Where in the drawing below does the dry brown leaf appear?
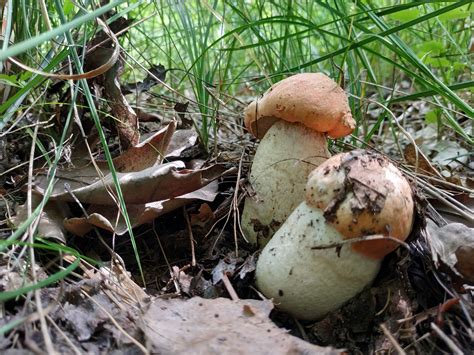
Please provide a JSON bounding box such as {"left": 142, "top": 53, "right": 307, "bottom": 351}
{"left": 84, "top": 262, "right": 149, "bottom": 304}
{"left": 426, "top": 219, "right": 474, "bottom": 283}
{"left": 35, "top": 162, "right": 227, "bottom": 205}
{"left": 33, "top": 122, "right": 180, "bottom": 196}
{"left": 190, "top": 203, "right": 215, "bottom": 227}
{"left": 111, "top": 121, "right": 176, "bottom": 172}
{"left": 29, "top": 127, "right": 231, "bottom": 237}
{"left": 64, "top": 181, "right": 220, "bottom": 236}
{"left": 142, "top": 297, "right": 340, "bottom": 354}
{"left": 11, "top": 195, "right": 68, "bottom": 243}
{"left": 165, "top": 129, "right": 198, "bottom": 158}
{"left": 403, "top": 143, "right": 441, "bottom": 177}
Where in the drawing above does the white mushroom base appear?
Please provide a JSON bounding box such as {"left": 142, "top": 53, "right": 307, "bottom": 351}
{"left": 256, "top": 203, "right": 381, "bottom": 320}
{"left": 241, "top": 120, "right": 329, "bottom": 246}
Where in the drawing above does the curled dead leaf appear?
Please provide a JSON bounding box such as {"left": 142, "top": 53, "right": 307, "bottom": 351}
{"left": 426, "top": 219, "right": 474, "bottom": 284}
{"left": 64, "top": 181, "right": 220, "bottom": 236}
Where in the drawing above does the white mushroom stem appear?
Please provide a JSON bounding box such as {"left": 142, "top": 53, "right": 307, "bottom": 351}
{"left": 241, "top": 120, "right": 330, "bottom": 246}
{"left": 255, "top": 203, "right": 381, "bottom": 320}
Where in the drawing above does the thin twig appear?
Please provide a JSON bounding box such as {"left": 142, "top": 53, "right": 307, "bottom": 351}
{"left": 221, "top": 272, "right": 239, "bottom": 301}
{"left": 232, "top": 149, "right": 246, "bottom": 255}
{"left": 430, "top": 322, "right": 463, "bottom": 355}
{"left": 152, "top": 221, "right": 180, "bottom": 294}
{"left": 81, "top": 290, "right": 149, "bottom": 355}
{"left": 26, "top": 122, "right": 57, "bottom": 355}
{"left": 183, "top": 207, "right": 196, "bottom": 267}
{"left": 311, "top": 234, "right": 410, "bottom": 251}
{"left": 45, "top": 315, "right": 82, "bottom": 355}
{"left": 380, "top": 323, "right": 406, "bottom": 355}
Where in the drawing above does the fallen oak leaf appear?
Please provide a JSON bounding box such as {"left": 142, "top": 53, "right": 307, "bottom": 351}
{"left": 141, "top": 297, "right": 340, "bottom": 355}
{"left": 35, "top": 162, "right": 230, "bottom": 205}
{"left": 164, "top": 129, "right": 198, "bottom": 158}
{"left": 111, "top": 121, "right": 176, "bottom": 172}
{"left": 32, "top": 124, "right": 186, "bottom": 197}
{"left": 11, "top": 195, "right": 68, "bottom": 243}
{"left": 426, "top": 219, "right": 474, "bottom": 284}
{"left": 64, "top": 181, "right": 220, "bottom": 236}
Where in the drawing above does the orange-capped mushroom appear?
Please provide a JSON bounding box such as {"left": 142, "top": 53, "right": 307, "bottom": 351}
{"left": 244, "top": 73, "right": 355, "bottom": 139}
{"left": 255, "top": 150, "right": 414, "bottom": 320}
{"left": 306, "top": 149, "right": 414, "bottom": 259}
{"left": 242, "top": 73, "right": 355, "bottom": 246}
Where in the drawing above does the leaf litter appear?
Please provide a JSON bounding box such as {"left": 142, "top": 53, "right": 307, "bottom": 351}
{"left": 2, "top": 15, "right": 473, "bottom": 355}
{"left": 12, "top": 122, "right": 234, "bottom": 236}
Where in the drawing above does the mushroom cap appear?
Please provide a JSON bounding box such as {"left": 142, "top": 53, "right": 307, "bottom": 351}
{"left": 244, "top": 73, "right": 355, "bottom": 139}
{"left": 305, "top": 150, "right": 414, "bottom": 260}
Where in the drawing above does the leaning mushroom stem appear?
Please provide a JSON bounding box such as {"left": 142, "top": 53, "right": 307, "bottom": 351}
{"left": 255, "top": 150, "right": 414, "bottom": 320}
{"left": 255, "top": 202, "right": 381, "bottom": 320}
{"left": 241, "top": 120, "right": 330, "bottom": 246}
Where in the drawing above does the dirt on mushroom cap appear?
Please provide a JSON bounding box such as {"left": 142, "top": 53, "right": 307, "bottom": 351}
{"left": 306, "top": 150, "right": 415, "bottom": 260}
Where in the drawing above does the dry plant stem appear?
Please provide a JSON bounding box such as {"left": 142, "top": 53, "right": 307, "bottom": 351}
{"left": 310, "top": 234, "right": 410, "bottom": 252}
{"left": 232, "top": 149, "right": 247, "bottom": 256}
{"left": 415, "top": 172, "right": 473, "bottom": 193}
{"left": 293, "top": 318, "right": 309, "bottom": 342}
{"left": 430, "top": 323, "right": 463, "bottom": 355}
{"left": 221, "top": 272, "right": 239, "bottom": 301}
{"left": 380, "top": 323, "right": 406, "bottom": 355}
{"left": 152, "top": 222, "right": 180, "bottom": 294}
{"left": 45, "top": 315, "right": 82, "bottom": 355}
{"left": 102, "top": 59, "right": 139, "bottom": 148}
{"left": 38, "top": 0, "right": 52, "bottom": 30}
{"left": 406, "top": 173, "right": 474, "bottom": 222}
{"left": 24, "top": 337, "right": 44, "bottom": 354}
{"left": 8, "top": 18, "right": 120, "bottom": 81}
{"left": 375, "top": 288, "right": 392, "bottom": 316}
{"left": 26, "top": 123, "right": 57, "bottom": 355}
{"left": 208, "top": 193, "right": 245, "bottom": 254}
{"left": 183, "top": 207, "right": 196, "bottom": 267}
{"left": 80, "top": 290, "right": 150, "bottom": 355}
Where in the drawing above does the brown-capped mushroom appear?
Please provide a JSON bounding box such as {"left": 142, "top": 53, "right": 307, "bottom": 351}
{"left": 242, "top": 73, "right": 355, "bottom": 246}
{"left": 255, "top": 150, "right": 414, "bottom": 320}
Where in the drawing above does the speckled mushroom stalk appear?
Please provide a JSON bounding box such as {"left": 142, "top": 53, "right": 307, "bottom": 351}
{"left": 242, "top": 73, "right": 355, "bottom": 247}
{"left": 255, "top": 150, "right": 414, "bottom": 320}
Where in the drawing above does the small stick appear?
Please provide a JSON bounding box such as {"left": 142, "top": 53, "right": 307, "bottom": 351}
{"left": 221, "top": 272, "right": 239, "bottom": 301}
{"left": 380, "top": 323, "right": 406, "bottom": 355}
{"left": 26, "top": 122, "right": 57, "bottom": 355}
{"left": 81, "top": 290, "right": 149, "bottom": 355}
{"left": 183, "top": 207, "right": 196, "bottom": 267}
{"left": 152, "top": 222, "right": 180, "bottom": 294}
{"left": 311, "top": 234, "right": 410, "bottom": 251}
{"left": 430, "top": 322, "right": 463, "bottom": 355}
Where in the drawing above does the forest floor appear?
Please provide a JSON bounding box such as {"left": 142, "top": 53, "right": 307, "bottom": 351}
{"left": 1, "top": 25, "right": 473, "bottom": 354}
